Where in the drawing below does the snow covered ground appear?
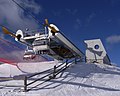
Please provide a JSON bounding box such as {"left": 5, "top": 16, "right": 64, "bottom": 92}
{"left": 0, "top": 62, "right": 120, "bottom": 96}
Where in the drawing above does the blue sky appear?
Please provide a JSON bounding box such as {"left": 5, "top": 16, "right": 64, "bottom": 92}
{"left": 0, "top": 0, "right": 120, "bottom": 65}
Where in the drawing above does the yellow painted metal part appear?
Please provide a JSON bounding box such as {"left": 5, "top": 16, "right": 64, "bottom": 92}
{"left": 2, "top": 27, "right": 17, "bottom": 38}
{"left": 45, "top": 19, "right": 58, "bottom": 33}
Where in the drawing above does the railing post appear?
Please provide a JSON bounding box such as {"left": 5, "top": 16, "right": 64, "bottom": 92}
{"left": 53, "top": 65, "right": 56, "bottom": 78}
{"left": 75, "top": 58, "right": 77, "bottom": 64}
{"left": 24, "top": 76, "right": 27, "bottom": 92}
{"left": 65, "top": 59, "right": 68, "bottom": 68}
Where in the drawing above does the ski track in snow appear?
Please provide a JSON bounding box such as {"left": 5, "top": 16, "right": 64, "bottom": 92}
{"left": 0, "top": 62, "right": 120, "bottom": 96}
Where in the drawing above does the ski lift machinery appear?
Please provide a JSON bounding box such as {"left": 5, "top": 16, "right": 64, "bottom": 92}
{"left": 2, "top": 19, "right": 84, "bottom": 61}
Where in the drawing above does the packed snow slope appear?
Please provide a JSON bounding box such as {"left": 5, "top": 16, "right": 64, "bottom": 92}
{"left": 0, "top": 62, "right": 120, "bottom": 96}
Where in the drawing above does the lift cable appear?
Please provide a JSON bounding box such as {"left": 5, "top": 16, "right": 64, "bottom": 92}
{"left": 0, "top": 38, "right": 23, "bottom": 65}
{"left": 0, "top": 37, "right": 24, "bottom": 50}
{"left": 0, "top": 42, "right": 16, "bottom": 65}
{"left": 0, "top": 24, "right": 16, "bottom": 34}
{"left": 12, "top": 0, "right": 43, "bottom": 27}
{"left": 0, "top": 25, "right": 24, "bottom": 50}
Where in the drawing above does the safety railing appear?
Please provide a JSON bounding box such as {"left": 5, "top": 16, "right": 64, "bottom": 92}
{"left": 23, "top": 58, "right": 79, "bottom": 92}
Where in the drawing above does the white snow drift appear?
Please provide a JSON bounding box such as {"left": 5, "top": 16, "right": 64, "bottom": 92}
{"left": 0, "top": 62, "right": 120, "bottom": 96}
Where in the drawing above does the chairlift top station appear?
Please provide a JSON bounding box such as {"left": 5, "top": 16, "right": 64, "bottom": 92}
{"left": 2, "top": 19, "right": 84, "bottom": 60}
{"left": 2, "top": 21, "right": 111, "bottom": 65}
